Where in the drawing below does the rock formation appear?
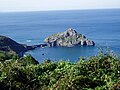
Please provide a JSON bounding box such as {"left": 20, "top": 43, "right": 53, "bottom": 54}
{"left": 44, "top": 28, "right": 95, "bottom": 47}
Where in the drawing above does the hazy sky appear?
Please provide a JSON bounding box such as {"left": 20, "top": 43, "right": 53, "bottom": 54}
{"left": 0, "top": 0, "right": 120, "bottom": 12}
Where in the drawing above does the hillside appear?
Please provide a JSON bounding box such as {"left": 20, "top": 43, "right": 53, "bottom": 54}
{"left": 0, "top": 35, "right": 27, "bottom": 60}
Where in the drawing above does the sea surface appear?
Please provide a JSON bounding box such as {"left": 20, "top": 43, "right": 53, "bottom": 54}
{"left": 0, "top": 9, "right": 120, "bottom": 62}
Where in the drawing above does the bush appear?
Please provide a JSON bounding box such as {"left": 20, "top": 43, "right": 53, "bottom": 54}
{"left": 0, "top": 53, "right": 119, "bottom": 90}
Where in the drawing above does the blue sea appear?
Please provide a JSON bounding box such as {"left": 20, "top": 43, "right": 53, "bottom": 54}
{"left": 0, "top": 9, "right": 120, "bottom": 62}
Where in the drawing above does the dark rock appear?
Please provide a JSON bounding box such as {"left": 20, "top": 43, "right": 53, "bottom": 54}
{"left": 86, "top": 40, "right": 95, "bottom": 46}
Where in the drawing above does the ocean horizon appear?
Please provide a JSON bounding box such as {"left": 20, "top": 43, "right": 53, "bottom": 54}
{"left": 0, "top": 8, "right": 120, "bottom": 13}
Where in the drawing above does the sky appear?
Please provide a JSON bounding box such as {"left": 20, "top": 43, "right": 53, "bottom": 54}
{"left": 0, "top": 0, "right": 120, "bottom": 12}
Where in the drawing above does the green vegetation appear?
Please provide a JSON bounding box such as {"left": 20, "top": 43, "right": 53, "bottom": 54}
{"left": 0, "top": 53, "right": 119, "bottom": 90}
{"left": 0, "top": 50, "right": 15, "bottom": 61}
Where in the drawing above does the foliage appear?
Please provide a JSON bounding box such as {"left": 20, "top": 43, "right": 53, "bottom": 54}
{"left": 0, "top": 53, "right": 119, "bottom": 90}
{"left": 0, "top": 51, "right": 15, "bottom": 61}
{"left": 18, "top": 55, "right": 39, "bottom": 65}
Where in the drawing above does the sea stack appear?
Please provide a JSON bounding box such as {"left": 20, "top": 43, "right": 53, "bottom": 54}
{"left": 44, "top": 28, "right": 95, "bottom": 47}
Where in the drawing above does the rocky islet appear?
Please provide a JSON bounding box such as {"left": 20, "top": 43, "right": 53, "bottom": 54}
{"left": 44, "top": 28, "right": 95, "bottom": 47}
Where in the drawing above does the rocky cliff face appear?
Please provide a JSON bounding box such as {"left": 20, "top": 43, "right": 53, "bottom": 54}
{"left": 44, "top": 28, "right": 95, "bottom": 47}
{"left": 0, "top": 35, "right": 27, "bottom": 56}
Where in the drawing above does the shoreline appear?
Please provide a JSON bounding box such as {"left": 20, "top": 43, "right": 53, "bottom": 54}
{"left": 19, "top": 43, "right": 48, "bottom": 57}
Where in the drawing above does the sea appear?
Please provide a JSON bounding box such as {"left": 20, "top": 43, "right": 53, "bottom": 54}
{"left": 0, "top": 9, "right": 120, "bottom": 62}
